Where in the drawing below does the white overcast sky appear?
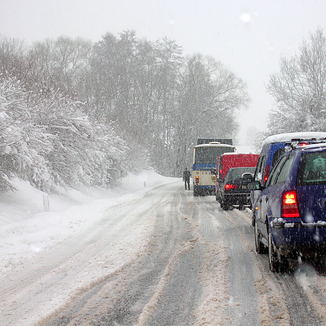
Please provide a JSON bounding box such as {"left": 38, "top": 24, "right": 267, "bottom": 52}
{"left": 1, "top": 0, "right": 325, "bottom": 142}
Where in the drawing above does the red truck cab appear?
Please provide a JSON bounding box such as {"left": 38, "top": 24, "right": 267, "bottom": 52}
{"left": 215, "top": 153, "right": 259, "bottom": 204}
{"left": 217, "top": 153, "right": 260, "bottom": 181}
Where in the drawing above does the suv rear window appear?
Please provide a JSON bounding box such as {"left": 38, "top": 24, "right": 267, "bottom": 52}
{"left": 272, "top": 148, "right": 285, "bottom": 167}
{"left": 298, "top": 151, "right": 326, "bottom": 185}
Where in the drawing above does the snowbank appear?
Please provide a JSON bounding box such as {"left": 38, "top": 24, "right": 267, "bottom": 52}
{"left": 0, "top": 169, "right": 176, "bottom": 273}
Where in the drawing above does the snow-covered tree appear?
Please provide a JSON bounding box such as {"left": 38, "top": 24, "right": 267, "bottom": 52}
{"left": 32, "top": 90, "right": 128, "bottom": 189}
{"left": 268, "top": 29, "right": 326, "bottom": 133}
{"left": 24, "top": 37, "right": 92, "bottom": 99}
{"left": 0, "top": 77, "right": 52, "bottom": 190}
{"left": 173, "top": 55, "right": 248, "bottom": 174}
{"left": 0, "top": 31, "right": 248, "bottom": 184}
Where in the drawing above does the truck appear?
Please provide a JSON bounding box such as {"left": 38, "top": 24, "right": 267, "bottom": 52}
{"left": 192, "top": 139, "right": 235, "bottom": 196}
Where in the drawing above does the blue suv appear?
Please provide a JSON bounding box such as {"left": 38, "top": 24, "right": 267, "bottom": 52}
{"left": 251, "top": 132, "right": 326, "bottom": 215}
{"left": 252, "top": 143, "right": 326, "bottom": 272}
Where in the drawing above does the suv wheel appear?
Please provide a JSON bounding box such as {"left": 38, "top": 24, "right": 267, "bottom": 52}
{"left": 268, "top": 232, "right": 281, "bottom": 272}
{"left": 254, "top": 221, "right": 265, "bottom": 254}
{"left": 315, "top": 251, "right": 326, "bottom": 272}
{"left": 251, "top": 212, "right": 255, "bottom": 226}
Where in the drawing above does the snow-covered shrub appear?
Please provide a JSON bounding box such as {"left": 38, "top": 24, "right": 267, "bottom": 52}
{"left": 35, "top": 93, "right": 128, "bottom": 188}
{"left": 0, "top": 76, "right": 128, "bottom": 192}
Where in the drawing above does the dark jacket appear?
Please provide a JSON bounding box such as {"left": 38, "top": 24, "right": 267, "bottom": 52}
{"left": 183, "top": 170, "right": 191, "bottom": 180}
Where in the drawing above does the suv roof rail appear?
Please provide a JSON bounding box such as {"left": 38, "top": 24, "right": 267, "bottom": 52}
{"left": 286, "top": 140, "right": 326, "bottom": 151}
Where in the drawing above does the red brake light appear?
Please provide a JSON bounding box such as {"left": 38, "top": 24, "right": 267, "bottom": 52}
{"left": 224, "top": 184, "right": 238, "bottom": 190}
{"left": 263, "top": 165, "right": 270, "bottom": 183}
{"left": 282, "top": 190, "right": 300, "bottom": 218}
{"left": 297, "top": 141, "right": 309, "bottom": 147}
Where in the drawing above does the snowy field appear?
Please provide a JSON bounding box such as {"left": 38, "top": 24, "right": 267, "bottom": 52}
{"left": 0, "top": 170, "right": 176, "bottom": 274}
{"left": 0, "top": 170, "right": 178, "bottom": 326}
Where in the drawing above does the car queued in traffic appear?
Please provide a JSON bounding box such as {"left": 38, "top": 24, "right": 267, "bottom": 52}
{"left": 250, "top": 132, "right": 326, "bottom": 272}
{"left": 215, "top": 153, "right": 259, "bottom": 210}
{"left": 214, "top": 132, "right": 326, "bottom": 273}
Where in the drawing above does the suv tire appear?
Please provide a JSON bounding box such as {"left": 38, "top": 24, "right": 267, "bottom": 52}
{"left": 268, "top": 231, "right": 281, "bottom": 272}
{"left": 254, "top": 221, "right": 265, "bottom": 254}
{"left": 221, "top": 201, "right": 229, "bottom": 210}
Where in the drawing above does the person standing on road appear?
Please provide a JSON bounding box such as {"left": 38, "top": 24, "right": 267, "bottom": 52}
{"left": 183, "top": 167, "right": 191, "bottom": 190}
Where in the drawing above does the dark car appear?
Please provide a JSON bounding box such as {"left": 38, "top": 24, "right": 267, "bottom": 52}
{"left": 220, "top": 167, "right": 255, "bottom": 210}
{"left": 216, "top": 153, "right": 259, "bottom": 203}
{"left": 252, "top": 143, "right": 326, "bottom": 272}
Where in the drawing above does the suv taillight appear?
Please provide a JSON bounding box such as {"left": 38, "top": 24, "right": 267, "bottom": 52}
{"left": 224, "top": 184, "right": 238, "bottom": 190}
{"left": 281, "top": 190, "right": 300, "bottom": 218}
{"left": 263, "top": 165, "right": 270, "bottom": 183}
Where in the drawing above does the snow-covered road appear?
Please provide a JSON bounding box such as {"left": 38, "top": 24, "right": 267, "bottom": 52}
{"left": 1, "top": 181, "right": 326, "bottom": 326}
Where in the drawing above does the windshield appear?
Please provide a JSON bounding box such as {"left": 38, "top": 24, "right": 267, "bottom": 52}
{"left": 298, "top": 151, "right": 326, "bottom": 185}
{"left": 194, "top": 147, "right": 235, "bottom": 164}
{"left": 226, "top": 167, "right": 255, "bottom": 182}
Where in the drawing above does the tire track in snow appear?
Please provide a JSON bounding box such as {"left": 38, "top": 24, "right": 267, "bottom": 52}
{"left": 275, "top": 273, "right": 323, "bottom": 326}
{"left": 230, "top": 209, "right": 323, "bottom": 326}
{"left": 192, "top": 199, "right": 232, "bottom": 326}
{"left": 294, "top": 266, "right": 326, "bottom": 324}
{"left": 40, "top": 186, "right": 202, "bottom": 326}
{"left": 9, "top": 184, "right": 326, "bottom": 326}
{"left": 0, "top": 183, "right": 177, "bottom": 326}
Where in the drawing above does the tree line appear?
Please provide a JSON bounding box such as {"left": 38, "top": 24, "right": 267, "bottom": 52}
{"left": 0, "top": 31, "right": 248, "bottom": 191}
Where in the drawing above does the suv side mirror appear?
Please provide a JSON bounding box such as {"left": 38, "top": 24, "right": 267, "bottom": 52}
{"left": 248, "top": 180, "right": 263, "bottom": 190}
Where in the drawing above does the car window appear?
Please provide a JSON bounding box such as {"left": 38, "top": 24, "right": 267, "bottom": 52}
{"left": 272, "top": 148, "right": 285, "bottom": 167}
{"left": 255, "top": 156, "right": 265, "bottom": 182}
{"left": 298, "top": 151, "right": 326, "bottom": 185}
{"left": 226, "top": 167, "right": 255, "bottom": 182}
{"left": 275, "top": 154, "right": 294, "bottom": 184}
{"left": 267, "top": 156, "right": 287, "bottom": 186}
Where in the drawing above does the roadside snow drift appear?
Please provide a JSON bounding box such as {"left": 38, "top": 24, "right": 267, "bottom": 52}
{"left": 0, "top": 170, "right": 176, "bottom": 274}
